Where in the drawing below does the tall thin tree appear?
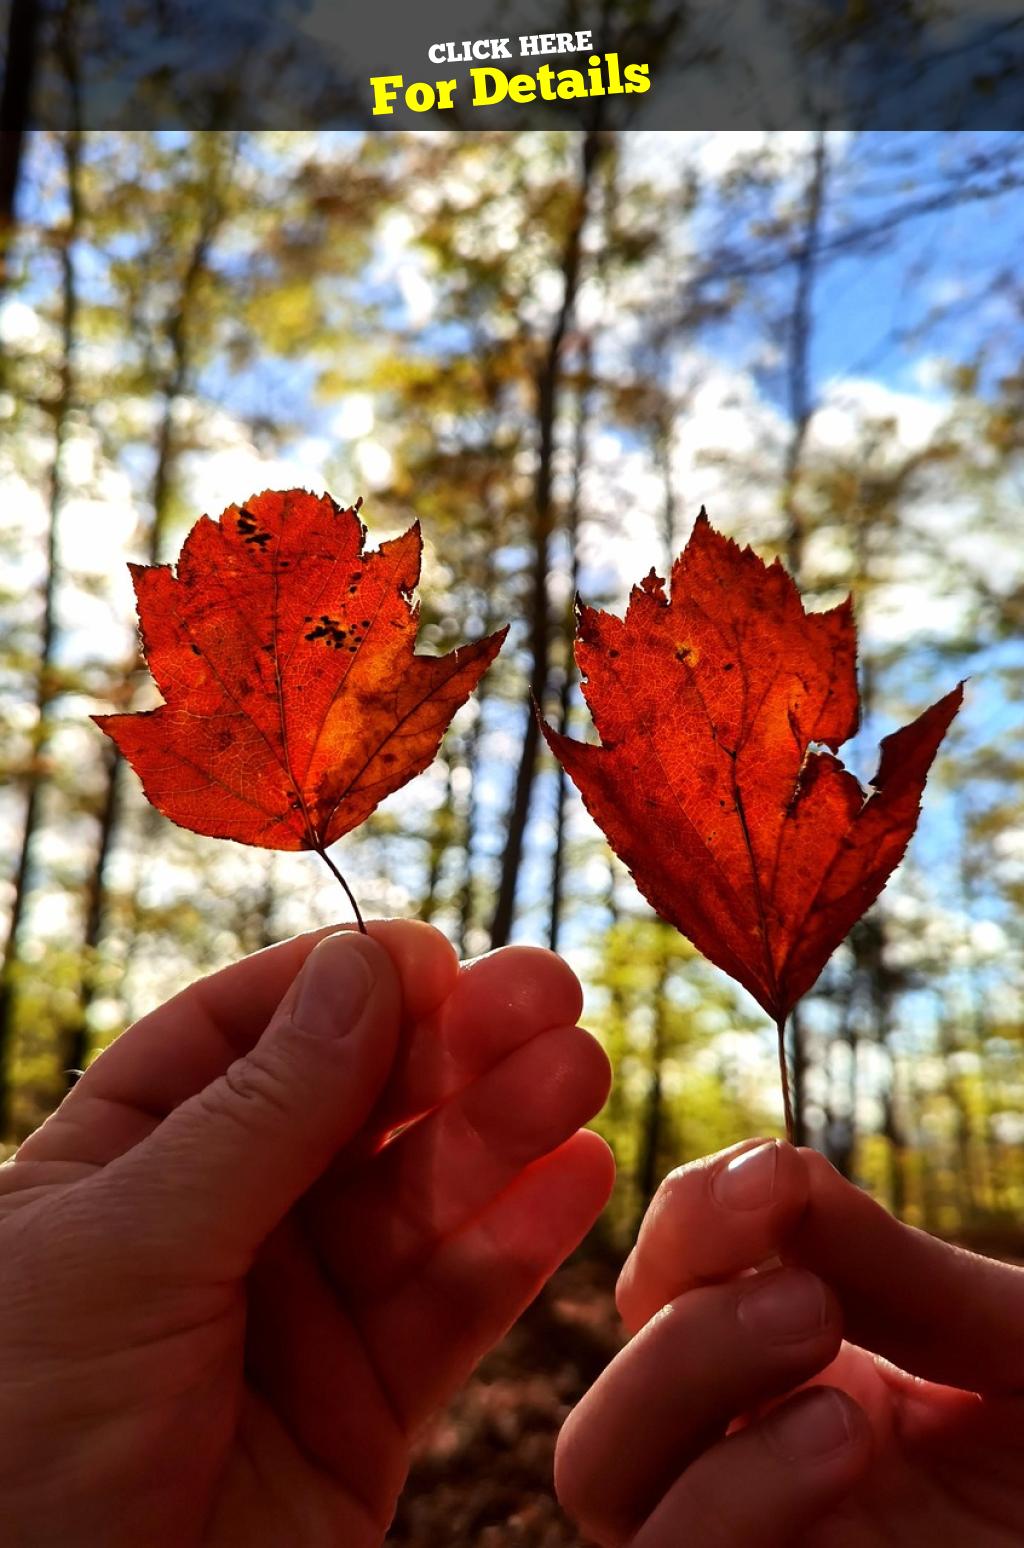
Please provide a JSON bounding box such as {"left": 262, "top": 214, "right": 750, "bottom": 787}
{"left": 66, "top": 138, "right": 237, "bottom": 1082}
{"left": 489, "top": 130, "right": 604, "bottom": 948}
{"left": 0, "top": 119, "right": 82, "bottom": 1133}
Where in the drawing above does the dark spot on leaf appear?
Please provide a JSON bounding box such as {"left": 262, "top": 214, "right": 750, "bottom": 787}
{"left": 609, "top": 649, "right": 619, "bottom": 659}
{"left": 305, "top": 615, "right": 349, "bottom": 649}
{"left": 190, "top": 643, "right": 201, "bottom": 656}
{"left": 723, "top": 661, "right": 734, "bottom": 672}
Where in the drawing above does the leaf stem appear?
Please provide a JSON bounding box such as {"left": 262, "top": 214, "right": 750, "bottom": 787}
{"left": 776, "top": 1016, "right": 795, "bottom": 1145}
{"left": 314, "top": 846, "right": 367, "bottom": 934}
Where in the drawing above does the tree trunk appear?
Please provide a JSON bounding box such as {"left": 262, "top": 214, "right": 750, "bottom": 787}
{"left": 250, "top": 855, "right": 279, "bottom": 954}
{"left": 454, "top": 512, "right": 500, "bottom": 958}
{"left": 823, "top": 980, "right": 858, "bottom": 1179}
{"left": 0, "top": 0, "right": 41, "bottom": 298}
{"left": 881, "top": 1056, "right": 907, "bottom": 1221}
{"left": 780, "top": 130, "right": 828, "bottom": 1145}
{"left": 548, "top": 343, "right": 591, "bottom": 953}
{"left": 420, "top": 759, "right": 454, "bottom": 925}
{"left": 636, "top": 944, "right": 672, "bottom": 1223}
{"left": 488, "top": 130, "right": 603, "bottom": 949}
{"left": 65, "top": 157, "right": 230, "bottom": 1084}
{"left": 0, "top": 119, "right": 81, "bottom": 1133}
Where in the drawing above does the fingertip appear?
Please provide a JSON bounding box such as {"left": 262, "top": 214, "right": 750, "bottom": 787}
{"left": 765, "top": 1384, "right": 872, "bottom": 1475}
{"left": 706, "top": 1136, "right": 806, "bottom": 1210}
{"left": 540, "top": 1129, "right": 617, "bottom": 1233}
{"left": 439, "top": 945, "right": 586, "bottom": 1075}
{"left": 573, "top": 1025, "right": 613, "bottom": 1115}
{"left": 616, "top": 1138, "right": 812, "bottom": 1335}
{"left": 795, "top": 1145, "right": 872, "bottom": 1233}
{"left": 541, "top": 1131, "right": 616, "bottom": 1247}
{"left": 837, "top": 1387, "right": 873, "bottom": 1466}
{"left": 524, "top": 1025, "right": 613, "bottom": 1137}
{"left": 365, "top": 918, "right": 460, "bottom": 1020}
{"left": 308, "top": 930, "right": 402, "bottom": 1043}
{"left": 474, "top": 1129, "right": 616, "bottom": 1290}
{"left": 615, "top": 1247, "right": 636, "bottom": 1316}
{"left": 574, "top": 1127, "right": 617, "bottom": 1205}
{"left": 797, "top": 1144, "right": 845, "bottom": 1195}
{"left": 771, "top": 1139, "right": 811, "bottom": 1220}
{"left": 460, "top": 944, "right": 584, "bottom": 1028}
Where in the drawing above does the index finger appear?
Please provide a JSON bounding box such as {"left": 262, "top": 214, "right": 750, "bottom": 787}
{"left": 616, "top": 1139, "right": 809, "bottom": 1333}
{"left": 16, "top": 919, "right": 458, "bottom": 1167}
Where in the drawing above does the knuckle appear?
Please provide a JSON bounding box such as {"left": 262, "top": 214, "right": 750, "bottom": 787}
{"left": 204, "top": 1047, "right": 296, "bottom": 1125}
{"left": 651, "top": 1161, "right": 701, "bottom": 1222}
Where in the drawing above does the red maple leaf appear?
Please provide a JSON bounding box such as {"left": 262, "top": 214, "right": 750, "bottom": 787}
{"left": 96, "top": 489, "right": 506, "bottom": 920}
{"left": 543, "top": 513, "right": 961, "bottom": 1123}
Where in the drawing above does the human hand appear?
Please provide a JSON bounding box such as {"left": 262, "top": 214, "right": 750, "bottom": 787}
{"left": 556, "top": 1137, "right": 1024, "bottom": 1546}
{"left": 0, "top": 922, "right": 613, "bottom": 1548}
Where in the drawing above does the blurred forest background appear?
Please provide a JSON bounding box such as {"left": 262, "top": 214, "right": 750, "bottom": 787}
{"left": 2, "top": 126, "right": 1024, "bottom": 1542}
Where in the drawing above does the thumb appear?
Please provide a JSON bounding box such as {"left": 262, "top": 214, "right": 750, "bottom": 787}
{"left": 111, "top": 931, "right": 400, "bottom": 1273}
{"left": 791, "top": 1148, "right": 1024, "bottom": 1393}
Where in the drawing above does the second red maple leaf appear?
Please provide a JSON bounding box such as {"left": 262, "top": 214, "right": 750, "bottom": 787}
{"left": 543, "top": 512, "right": 961, "bottom": 1051}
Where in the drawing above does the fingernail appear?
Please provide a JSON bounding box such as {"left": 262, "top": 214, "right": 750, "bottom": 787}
{"left": 738, "top": 1269, "right": 827, "bottom": 1341}
{"left": 294, "top": 936, "right": 373, "bottom": 1038}
{"left": 767, "top": 1389, "right": 852, "bottom": 1461}
{"left": 711, "top": 1141, "right": 778, "bottom": 1209}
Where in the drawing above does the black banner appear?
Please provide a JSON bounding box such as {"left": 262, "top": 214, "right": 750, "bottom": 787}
{"left": 4, "top": 0, "right": 1024, "bottom": 130}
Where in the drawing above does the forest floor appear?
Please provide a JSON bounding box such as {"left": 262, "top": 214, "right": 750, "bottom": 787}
{"left": 387, "top": 1250, "right": 625, "bottom": 1548}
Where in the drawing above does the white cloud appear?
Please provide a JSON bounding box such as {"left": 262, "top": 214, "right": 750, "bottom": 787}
{"left": 396, "top": 261, "right": 436, "bottom": 328}
{"left": 623, "top": 131, "right": 851, "bottom": 192}
{"left": 331, "top": 394, "right": 375, "bottom": 440}
{"left": 186, "top": 441, "right": 329, "bottom": 519}
{"left": 0, "top": 300, "right": 43, "bottom": 349}
{"left": 354, "top": 439, "right": 393, "bottom": 488}
{"left": 812, "top": 377, "right": 947, "bottom": 456}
